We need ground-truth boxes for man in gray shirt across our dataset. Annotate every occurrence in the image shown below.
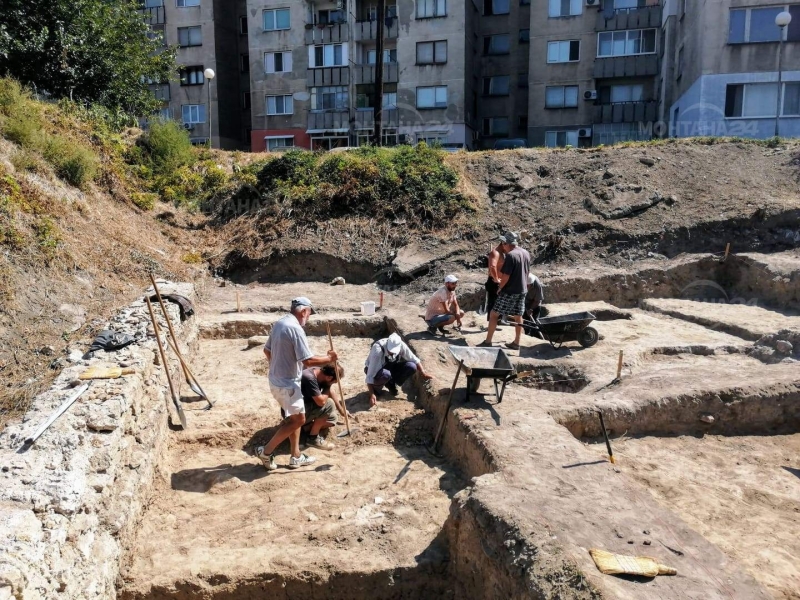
[256,297,338,471]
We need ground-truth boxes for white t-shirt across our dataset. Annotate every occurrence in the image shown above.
[425,286,456,321]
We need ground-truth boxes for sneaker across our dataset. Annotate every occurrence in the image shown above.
[438,326,449,335]
[477,341,493,348]
[386,381,399,395]
[255,446,277,471]
[307,435,335,451]
[426,325,438,336]
[504,342,520,351]
[289,453,316,469]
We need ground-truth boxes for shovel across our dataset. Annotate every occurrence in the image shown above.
[325,323,358,438]
[476,292,488,316]
[145,295,187,429]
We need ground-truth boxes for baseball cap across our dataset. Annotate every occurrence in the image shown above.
[444,274,458,283]
[528,273,536,285]
[290,296,316,314]
[385,333,403,355]
[498,231,519,245]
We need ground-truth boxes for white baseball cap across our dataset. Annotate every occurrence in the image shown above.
[385,333,403,355]
[444,274,458,283]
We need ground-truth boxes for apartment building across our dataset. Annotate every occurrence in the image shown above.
[139,0,248,149]
[666,0,800,139]
[528,0,663,147]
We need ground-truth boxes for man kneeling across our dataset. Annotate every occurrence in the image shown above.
[300,364,346,450]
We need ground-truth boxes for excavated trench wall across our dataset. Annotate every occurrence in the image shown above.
[0,283,198,600]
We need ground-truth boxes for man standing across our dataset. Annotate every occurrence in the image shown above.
[300,364,346,450]
[365,332,433,407]
[485,243,504,320]
[424,274,465,335]
[256,297,337,471]
[478,231,531,351]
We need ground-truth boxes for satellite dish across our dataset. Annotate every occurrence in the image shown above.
[294,91,310,101]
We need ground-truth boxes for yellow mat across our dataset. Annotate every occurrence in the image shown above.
[590,548,677,578]
[79,366,136,380]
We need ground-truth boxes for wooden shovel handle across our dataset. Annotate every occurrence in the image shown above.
[325,323,351,435]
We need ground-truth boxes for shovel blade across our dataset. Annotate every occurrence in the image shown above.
[336,427,359,438]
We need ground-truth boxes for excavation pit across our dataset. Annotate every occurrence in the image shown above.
[118,329,466,599]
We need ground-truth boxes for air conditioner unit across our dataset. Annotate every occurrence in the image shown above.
[584,90,598,101]
[586,0,599,6]
[578,128,593,138]
[183,123,194,130]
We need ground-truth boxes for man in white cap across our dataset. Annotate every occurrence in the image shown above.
[256,297,338,471]
[424,274,465,335]
[364,333,433,407]
[478,231,531,351]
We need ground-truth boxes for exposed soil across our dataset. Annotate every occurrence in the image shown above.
[616,434,800,600]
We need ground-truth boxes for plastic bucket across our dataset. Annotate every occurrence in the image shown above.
[360,301,376,316]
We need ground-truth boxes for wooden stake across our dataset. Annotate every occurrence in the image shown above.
[325,323,352,437]
[616,350,624,380]
[724,243,730,261]
[236,291,241,313]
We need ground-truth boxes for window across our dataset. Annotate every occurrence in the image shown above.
[310,86,348,111]
[520,0,530,5]
[181,104,206,124]
[416,41,447,64]
[545,131,579,147]
[266,136,294,151]
[179,66,205,85]
[483,75,510,96]
[266,95,293,115]
[416,86,447,108]
[597,29,657,57]
[518,72,529,89]
[240,54,249,73]
[177,26,202,47]
[545,85,579,108]
[312,43,345,67]
[725,83,800,117]
[356,84,397,109]
[156,107,172,121]
[239,16,248,35]
[318,9,346,24]
[483,117,509,137]
[484,0,510,15]
[729,5,800,43]
[547,40,580,62]
[177,0,200,7]
[484,34,511,55]
[144,0,163,7]
[599,84,644,104]
[151,84,170,101]
[263,8,290,31]
[265,51,292,73]
[417,0,447,18]
[519,29,530,43]
[367,49,398,64]
[549,0,582,17]
[242,92,251,110]
[518,115,528,132]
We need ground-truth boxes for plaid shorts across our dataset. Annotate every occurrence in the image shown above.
[493,292,527,317]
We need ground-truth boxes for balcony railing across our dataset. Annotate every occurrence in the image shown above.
[594,54,659,78]
[353,63,399,84]
[593,100,658,124]
[596,2,662,31]
[355,108,399,129]
[353,19,398,41]
[308,111,349,132]
[304,23,349,45]
[307,66,350,87]
[138,6,166,25]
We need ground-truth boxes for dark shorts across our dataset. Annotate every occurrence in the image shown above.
[493,292,527,317]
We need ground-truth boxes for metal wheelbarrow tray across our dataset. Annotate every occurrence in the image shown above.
[448,346,519,403]
[524,311,599,349]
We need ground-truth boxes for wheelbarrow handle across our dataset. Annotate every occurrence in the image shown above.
[503,370,533,383]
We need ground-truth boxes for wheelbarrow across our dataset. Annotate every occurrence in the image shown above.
[523,311,599,349]
[448,346,529,403]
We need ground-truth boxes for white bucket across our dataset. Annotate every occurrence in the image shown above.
[360,301,376,316]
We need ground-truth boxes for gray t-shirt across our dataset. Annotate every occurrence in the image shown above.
[500,246,531,295]
[264,314,313,388]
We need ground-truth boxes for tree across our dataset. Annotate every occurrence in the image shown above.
[0,0,176,116]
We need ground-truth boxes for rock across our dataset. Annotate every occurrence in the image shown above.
[776,340,793,354]
[87,417,118,433]
[68,379,83,388]
[59,303,87,332]
[66,350,85,363]
[306,512,319,522]
[639,157,656,167]
[330,277,346,286]
[374,496,384,505]
[699,414,715,424]
[643,540,652,546]
[40,345,55,356]
[247,335,269,349]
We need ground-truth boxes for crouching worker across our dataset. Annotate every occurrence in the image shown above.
[365,333,433,407]
[300,364,346,450]
[425,274,465,335]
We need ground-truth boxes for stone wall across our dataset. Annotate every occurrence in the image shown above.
[0,282,197,600]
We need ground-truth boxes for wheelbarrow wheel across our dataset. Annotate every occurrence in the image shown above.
[578,326,599,348]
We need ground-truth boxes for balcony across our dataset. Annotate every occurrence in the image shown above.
[596,2,662,31]
[354,19,398,42]
[307,67,350,87]
[355,108,399,130]
[593,101,657,124]
[138,5,166,25]
[304,23,349,45]
[308,111,350,132]
[353,63,399,85]
[594,55,659,78]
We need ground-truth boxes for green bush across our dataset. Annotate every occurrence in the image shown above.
[130,192,157,211]
[139,120,196,175]
[42,135,99,189]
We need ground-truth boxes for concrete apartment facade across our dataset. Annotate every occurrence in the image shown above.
[666,0,800,139]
